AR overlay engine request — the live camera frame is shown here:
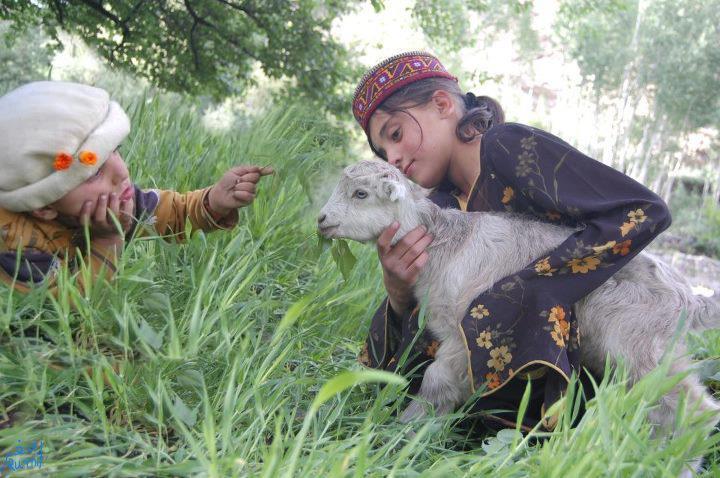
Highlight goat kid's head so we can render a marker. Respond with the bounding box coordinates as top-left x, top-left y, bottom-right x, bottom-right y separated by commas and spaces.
318, 160, 421, 243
